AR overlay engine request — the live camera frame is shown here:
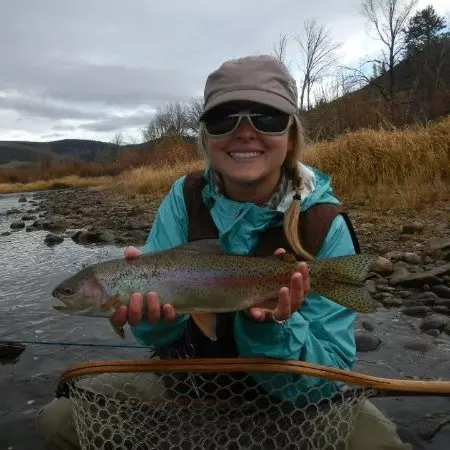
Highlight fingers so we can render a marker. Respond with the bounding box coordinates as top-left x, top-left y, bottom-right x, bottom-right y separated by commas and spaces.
110, 306, 128, 327
124, 246, 140, 260
128, 292, 144, 326
296, 262, 310, 295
